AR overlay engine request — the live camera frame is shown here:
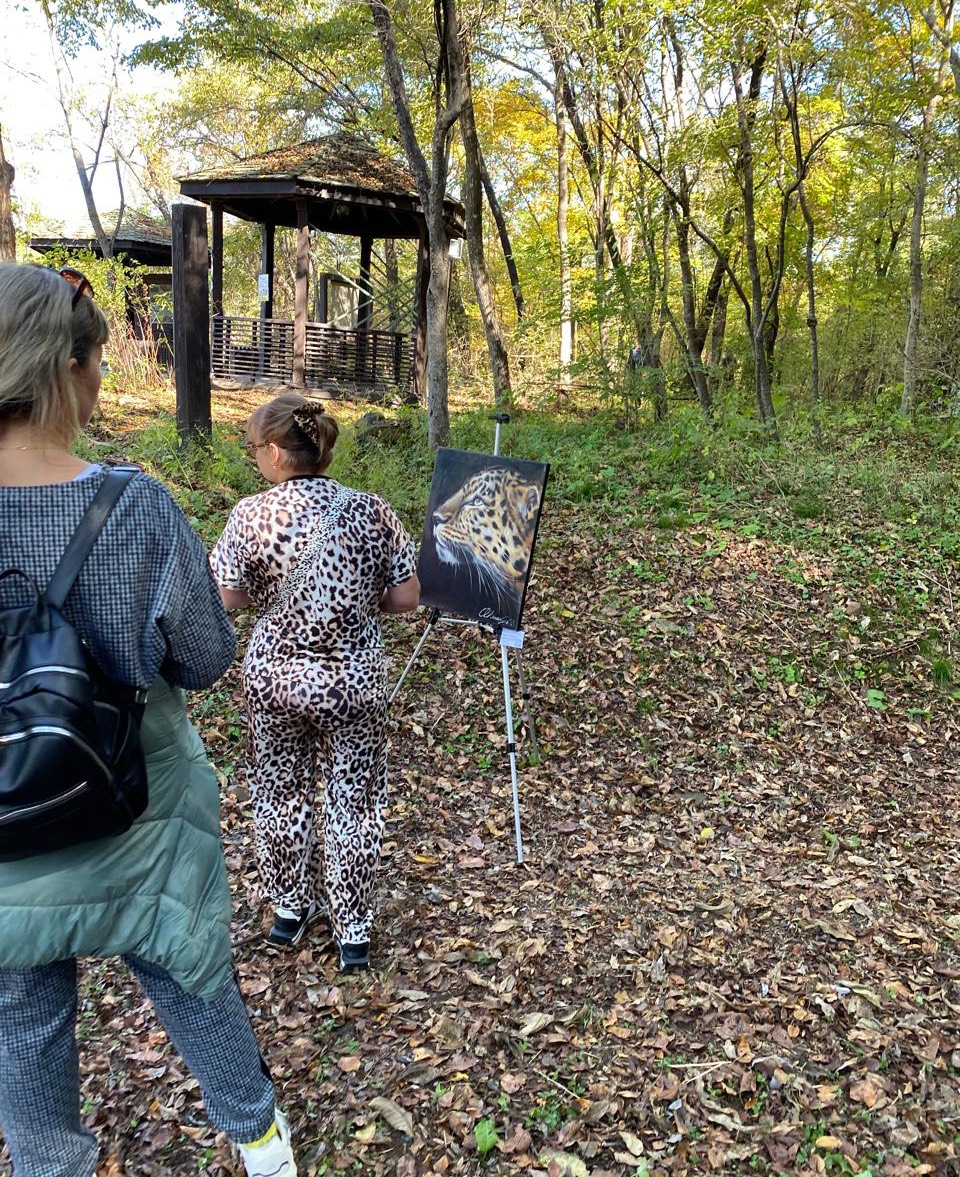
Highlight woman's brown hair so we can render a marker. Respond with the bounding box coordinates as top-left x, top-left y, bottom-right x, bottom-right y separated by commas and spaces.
249, 393, 339, 473
70, 293, 109, 367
